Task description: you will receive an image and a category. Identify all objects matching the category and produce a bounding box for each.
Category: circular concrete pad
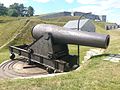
[13,61,47,74]
[0,58,48,78]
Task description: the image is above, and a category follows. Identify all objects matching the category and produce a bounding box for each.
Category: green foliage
[9,3,24,16]
[28,6,34,16]
[0,3,34,17]
[0,3,7,16]
[7,9,19,17]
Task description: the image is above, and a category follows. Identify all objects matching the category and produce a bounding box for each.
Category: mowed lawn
[0,16,120,90]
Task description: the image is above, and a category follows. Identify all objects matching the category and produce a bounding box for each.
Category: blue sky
[0,0,120,24]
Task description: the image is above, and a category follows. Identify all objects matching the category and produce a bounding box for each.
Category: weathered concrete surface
[0,58,48,79]
[83,48,120,63]
[104,54,120,62]
[83,48,105,63]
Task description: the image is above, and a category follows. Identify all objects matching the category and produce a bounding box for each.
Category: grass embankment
[0,16,120,90]
[0,17,23,62]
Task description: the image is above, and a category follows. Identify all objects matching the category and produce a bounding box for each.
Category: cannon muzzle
[32,24,110,49]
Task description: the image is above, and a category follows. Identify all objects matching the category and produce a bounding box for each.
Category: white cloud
[72,5,111,15]
[33,0,50,3]
[65,0,74,3]
[77,0,120,9]
[71,0,120,23]
[107,13,120,24]
[77,0,98,4]
[0,0,26,7]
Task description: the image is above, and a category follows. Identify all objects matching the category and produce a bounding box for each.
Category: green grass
[0,49,9,63]
[0,16,120,90]
[0,18,29,47]
[1,56,120,90]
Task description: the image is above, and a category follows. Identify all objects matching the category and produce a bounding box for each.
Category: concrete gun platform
[0,58,48,78]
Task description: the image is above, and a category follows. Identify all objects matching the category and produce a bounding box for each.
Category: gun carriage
[9,24,110,73]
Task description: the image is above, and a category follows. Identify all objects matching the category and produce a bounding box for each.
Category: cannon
[9,24,110,73]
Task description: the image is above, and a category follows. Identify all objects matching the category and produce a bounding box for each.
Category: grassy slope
[0,16,29,63]
[0,16,120,90]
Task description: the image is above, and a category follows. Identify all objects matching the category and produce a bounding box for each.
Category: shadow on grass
[90,53,120,60]
[90,54,110,59]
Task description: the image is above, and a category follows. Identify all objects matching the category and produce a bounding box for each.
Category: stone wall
[40,11,107,22]
[105,23,118,30]
[73,12,100,21]
[41,11,71,18]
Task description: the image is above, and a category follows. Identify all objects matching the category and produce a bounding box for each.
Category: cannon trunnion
[9,24,110,73]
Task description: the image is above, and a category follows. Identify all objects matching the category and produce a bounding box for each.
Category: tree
[9,3,19,10]
[9,3,20,15]
[0,3,35,17]
[27,6,34,16]
[7,9,19,17]
[0,3,7,16]
[9,3,25,16]
[19,4,25,16]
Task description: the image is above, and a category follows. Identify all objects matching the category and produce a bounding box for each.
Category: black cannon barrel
[32,24,110,49]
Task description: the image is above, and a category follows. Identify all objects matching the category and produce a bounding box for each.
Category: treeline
[0,3,34,17]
